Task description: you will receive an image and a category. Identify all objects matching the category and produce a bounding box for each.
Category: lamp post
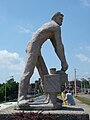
[74,69,77,97]
[4,76,14,102]
[81,80,83,93]
[82,76,87,93]
[5,81,7,102]
[84,79,86,93]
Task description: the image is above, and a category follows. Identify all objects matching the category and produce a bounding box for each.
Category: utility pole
[84,80,86,93]
[74,69,77,97]
[5,81,7,102]
[81,80,83,93]
[4,76,14,103]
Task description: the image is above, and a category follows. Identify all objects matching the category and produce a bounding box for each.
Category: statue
[18,12,68,103]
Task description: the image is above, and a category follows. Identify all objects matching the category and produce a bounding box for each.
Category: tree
[80,78,90,88]
[0,78,19,102]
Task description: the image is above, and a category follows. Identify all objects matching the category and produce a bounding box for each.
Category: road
[77,93,90,99]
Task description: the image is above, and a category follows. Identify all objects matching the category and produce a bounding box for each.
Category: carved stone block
[44,74,61,93]
[44,71,68,93]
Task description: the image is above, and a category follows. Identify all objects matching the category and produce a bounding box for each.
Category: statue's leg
[36,55,49,102]
[18,50,39,101]
[36,55,49,85]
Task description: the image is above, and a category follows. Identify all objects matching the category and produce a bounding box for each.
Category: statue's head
[51,12,64,26]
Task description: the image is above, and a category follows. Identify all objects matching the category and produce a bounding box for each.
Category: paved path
[75,93,90,119]
[74,96,90,119]
[77,93,90,99]
[0,102,17,110]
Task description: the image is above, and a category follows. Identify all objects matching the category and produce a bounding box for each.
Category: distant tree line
[0,78,19,102]
[80,78,90,88]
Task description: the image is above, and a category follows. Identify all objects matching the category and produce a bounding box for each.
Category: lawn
[75,96,90,106]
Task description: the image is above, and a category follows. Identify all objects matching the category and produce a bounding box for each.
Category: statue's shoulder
[41,21,59,30]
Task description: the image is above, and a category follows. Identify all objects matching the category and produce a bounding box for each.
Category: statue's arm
[50,27,68,71]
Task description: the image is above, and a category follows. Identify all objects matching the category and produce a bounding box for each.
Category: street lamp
[81,80,83,93]
[82,76,87,93]
[5,81,7,102]
[4,76,14,102]
[74,69,77,97]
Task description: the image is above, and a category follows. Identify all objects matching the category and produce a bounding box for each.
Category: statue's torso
[27,21,60,50]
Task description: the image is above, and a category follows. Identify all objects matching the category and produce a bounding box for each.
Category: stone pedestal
[1,104,89,120]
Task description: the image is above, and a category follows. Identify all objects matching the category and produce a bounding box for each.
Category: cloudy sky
[0,0,90,83]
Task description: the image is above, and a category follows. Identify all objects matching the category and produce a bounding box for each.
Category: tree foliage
[81,78,90,88]
[0,78,19,102]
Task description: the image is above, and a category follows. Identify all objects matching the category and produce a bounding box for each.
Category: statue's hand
[61,62,68,72]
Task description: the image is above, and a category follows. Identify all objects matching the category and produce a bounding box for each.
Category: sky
[0,0,90,83]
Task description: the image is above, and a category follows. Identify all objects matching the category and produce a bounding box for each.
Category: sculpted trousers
[18,43,48,101]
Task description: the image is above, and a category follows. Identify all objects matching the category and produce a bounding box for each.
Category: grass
[75,96,90,106]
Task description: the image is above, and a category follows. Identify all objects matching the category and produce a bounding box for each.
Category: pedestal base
[15,102,62,110]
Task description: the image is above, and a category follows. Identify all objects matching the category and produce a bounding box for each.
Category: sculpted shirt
[26,20,61,48]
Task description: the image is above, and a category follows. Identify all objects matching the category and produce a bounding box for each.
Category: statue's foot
[18,95,26,101]
[17,99,28,106]
[27,98,34,102]
[43,94,50,104]
[15,99,30,110]
[53,102,62,110]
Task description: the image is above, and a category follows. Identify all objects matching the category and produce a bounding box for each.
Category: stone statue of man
[18,12,68,102]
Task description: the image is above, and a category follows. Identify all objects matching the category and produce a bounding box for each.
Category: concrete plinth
[0,105,89,120]
[0,95,89,120]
